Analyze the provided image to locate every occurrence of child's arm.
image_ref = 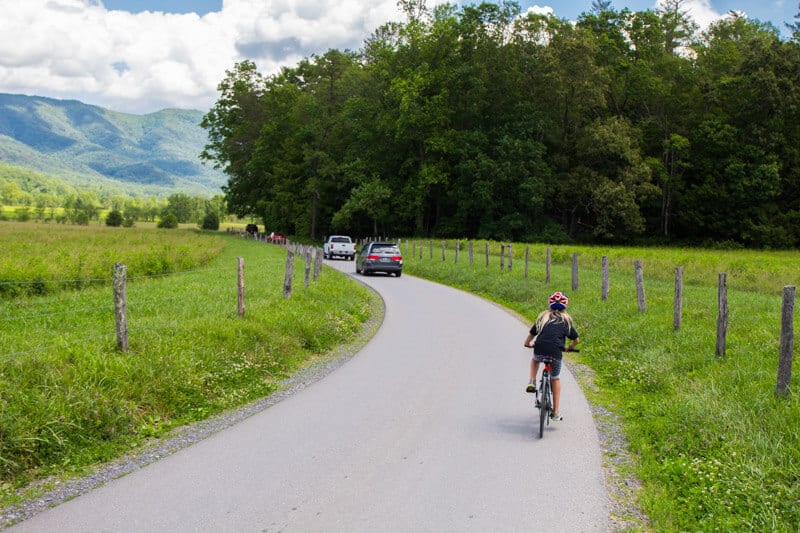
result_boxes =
[566,337,579,351]
[524,333,535,348]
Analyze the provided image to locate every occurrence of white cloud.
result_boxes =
[523,4,555,17]
[0,0,437,114]
[675,0,723,31]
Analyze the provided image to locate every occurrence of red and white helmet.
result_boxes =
[548,291,569,310]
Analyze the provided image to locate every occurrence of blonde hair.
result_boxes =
[534,308,574,335]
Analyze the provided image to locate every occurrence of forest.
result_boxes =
[201,0,800,248]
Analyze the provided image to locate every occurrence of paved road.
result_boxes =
[10,261,609,532]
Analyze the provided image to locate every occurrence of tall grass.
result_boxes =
[0,222,223,297]
[0,229,374,503]
[404,240,800,532]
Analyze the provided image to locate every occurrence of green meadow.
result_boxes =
[2,226,799,531]
[403,240,800,532]
[0,223,374,506]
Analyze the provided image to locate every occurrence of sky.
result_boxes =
[0,0,796,115]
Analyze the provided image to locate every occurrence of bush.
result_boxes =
[157,213,178,229]
[73,211,90,226]
[15,207,31,222]
[201,211,220,231]
[105,209,123,227]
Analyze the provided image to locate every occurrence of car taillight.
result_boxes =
[391,256,402,261]
[366,255,380,260]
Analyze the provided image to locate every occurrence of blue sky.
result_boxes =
[0,0,796,114]
[102,0,223,14]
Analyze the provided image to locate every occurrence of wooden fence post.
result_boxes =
[237,257,245,316]
[716,273,728,357]
[674,267,684,331]
[304,247,311,288]
[634,260,646,313]
[429,240,433,260]
[455,241,459,263]
[313,247,322,281]
[524,246,530,278]
[601,256,609,301]
[777,285,795,396]
[441,241,446,261]
[545,247,551,284]
[468,241,474,265]
[500,244,505,270]
[283,251,294,299]
[572,252,578,291]
[412,240,416,258]
[507,244,512,271]
[485,242,489,267]
[113,263,128,352]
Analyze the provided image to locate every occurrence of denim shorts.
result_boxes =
[533,354,562,379]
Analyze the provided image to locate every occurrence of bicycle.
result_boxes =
[531,349,578,439]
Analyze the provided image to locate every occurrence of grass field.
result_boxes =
[3,227,799,531]
[0,223,374,506]
[403,240,800,532]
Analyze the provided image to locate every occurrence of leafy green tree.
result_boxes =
[105,209,123,227]
[332,176,391,235]
[157,212,178,229]
[787,2,800,42]
[166,193,194,223]
[201,60,267,219]
[200,210,220,230]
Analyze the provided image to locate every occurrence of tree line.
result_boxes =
[1,177,226,229]
[201,0,800,248]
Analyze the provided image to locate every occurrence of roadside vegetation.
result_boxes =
[0,224,373,506]
[3,221,799,531]
[404,241,799,532]
[0,222,224,298]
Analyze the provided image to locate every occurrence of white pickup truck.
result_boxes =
[323,235,356,260]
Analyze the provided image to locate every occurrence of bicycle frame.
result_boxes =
[537,363,554,438]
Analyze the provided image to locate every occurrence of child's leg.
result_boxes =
[552,377,561,413]
[529,359,540,382]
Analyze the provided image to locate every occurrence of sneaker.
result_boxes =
[549,412,563,421]
[525,382,537,394]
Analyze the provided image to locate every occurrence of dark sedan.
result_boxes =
[356,242,403,277]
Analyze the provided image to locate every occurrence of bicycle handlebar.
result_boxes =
[524,345,579,353]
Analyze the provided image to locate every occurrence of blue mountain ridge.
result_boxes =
[0,93,227,197]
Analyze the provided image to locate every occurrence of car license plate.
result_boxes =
[380,257,390,262]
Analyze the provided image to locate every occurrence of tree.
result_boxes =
[201,60,268,220]
[200,210,220,231]
[166,193,194,223]
[157,212,178,229]
[105,209,123,227]
[787,3,800,42]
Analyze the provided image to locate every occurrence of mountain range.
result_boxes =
[0,93,227,197]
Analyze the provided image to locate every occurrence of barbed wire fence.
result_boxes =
[402,238,796,397]
[0,239,324,361]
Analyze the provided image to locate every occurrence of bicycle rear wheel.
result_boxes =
[538,378,549,438]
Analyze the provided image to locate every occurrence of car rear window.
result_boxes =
[331,237,351,243]
[372,245,400,254]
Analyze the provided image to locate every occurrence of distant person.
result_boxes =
[523,291,579,421]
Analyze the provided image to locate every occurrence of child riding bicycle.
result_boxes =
[523,291,579,421]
